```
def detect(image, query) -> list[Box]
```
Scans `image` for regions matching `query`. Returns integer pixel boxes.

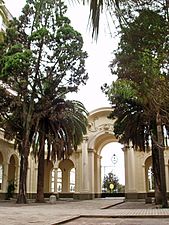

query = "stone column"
[54,167,58,193]
[15,164,20,193]
[81,136,89,192]
[74,151,80,192]
[27,158,37,198]
[127,142,136,192]
[164,152,169,192]
[124,143,137,199]
[2,162,8,192]
[88,149,94,193]
[123,145,128,192]
[165,164,169,192]
[95,154,102,194]
[142,164,146,192]
[27,164,31,193]
[27,156,32,194]
[27,156,37,194]
[62,168,69,193]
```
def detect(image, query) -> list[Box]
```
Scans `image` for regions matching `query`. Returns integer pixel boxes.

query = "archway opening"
[145,156,154,192]
[59,159,75,193]
[8,155,16,183]
[70,168,75,192]
[57,168,62,192]
[100,142,125,194]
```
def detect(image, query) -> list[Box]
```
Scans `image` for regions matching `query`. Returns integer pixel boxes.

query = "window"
[51,169,55,193]
[148,166,154,191]
[70,168,75,192]
[57,168,62,192]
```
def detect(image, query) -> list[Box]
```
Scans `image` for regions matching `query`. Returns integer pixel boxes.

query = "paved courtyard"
[0,197,169,225]
[63,217,169,225]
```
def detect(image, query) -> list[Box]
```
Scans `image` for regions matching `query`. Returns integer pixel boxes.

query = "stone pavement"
[0,197,169,225]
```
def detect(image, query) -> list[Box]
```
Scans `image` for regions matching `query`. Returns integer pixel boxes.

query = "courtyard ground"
[0,197,169,225]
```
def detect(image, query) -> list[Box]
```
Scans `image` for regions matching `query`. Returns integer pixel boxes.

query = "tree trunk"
[156,112,168,208]
[36,133,45,203]
[16,100,34,204]
[16,141,29,204]
[152,142,162,204]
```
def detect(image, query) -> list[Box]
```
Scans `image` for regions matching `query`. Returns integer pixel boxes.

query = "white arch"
[87,107,117,151]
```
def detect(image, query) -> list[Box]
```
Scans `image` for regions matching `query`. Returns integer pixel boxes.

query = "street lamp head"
[111,153,118,165]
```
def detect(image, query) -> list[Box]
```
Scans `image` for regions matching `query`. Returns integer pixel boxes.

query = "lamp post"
[111,153,118,167]
[111,153,118,193]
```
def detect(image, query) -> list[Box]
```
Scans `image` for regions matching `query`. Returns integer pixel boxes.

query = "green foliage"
[0,0,88,94]
[85,0,169,208]
[82,0,169,39]
[0,0,89,203]
[31,99,88,161]
[102,172,124,193]
[104,8,169,149]
[6,180,17,200]
[0,0,88,151]
[102,4,169,207]
[107,79,138,102]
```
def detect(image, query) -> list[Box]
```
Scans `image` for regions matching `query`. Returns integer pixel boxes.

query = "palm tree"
[105,79,168,206]
[0,0,9,27]
[0,0,9,42]
[0,0,88,204]
[82,0,169,39]
[32,99,88,203]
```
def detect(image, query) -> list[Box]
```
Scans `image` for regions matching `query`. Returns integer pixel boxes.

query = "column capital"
[83,135,89,142]
[88,148,94,153]
[122,144,129,152]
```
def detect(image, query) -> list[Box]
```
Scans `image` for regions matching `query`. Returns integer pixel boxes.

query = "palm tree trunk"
[36,133,45,203]
[156,112,168,208]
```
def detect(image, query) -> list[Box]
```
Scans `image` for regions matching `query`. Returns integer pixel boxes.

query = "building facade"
[0,107,169,200]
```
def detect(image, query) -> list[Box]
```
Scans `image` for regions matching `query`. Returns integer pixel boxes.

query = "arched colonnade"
[0,108,169,200]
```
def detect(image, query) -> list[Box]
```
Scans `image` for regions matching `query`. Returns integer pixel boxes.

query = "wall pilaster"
[2,162,8,192]
[81,136,89,192]
[95,154,101,193]
[88,149,94,193]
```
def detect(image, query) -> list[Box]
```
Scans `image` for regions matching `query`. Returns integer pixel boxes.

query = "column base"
[95,193,102,198]
[73,192,95,200]
[125,192,146,201]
